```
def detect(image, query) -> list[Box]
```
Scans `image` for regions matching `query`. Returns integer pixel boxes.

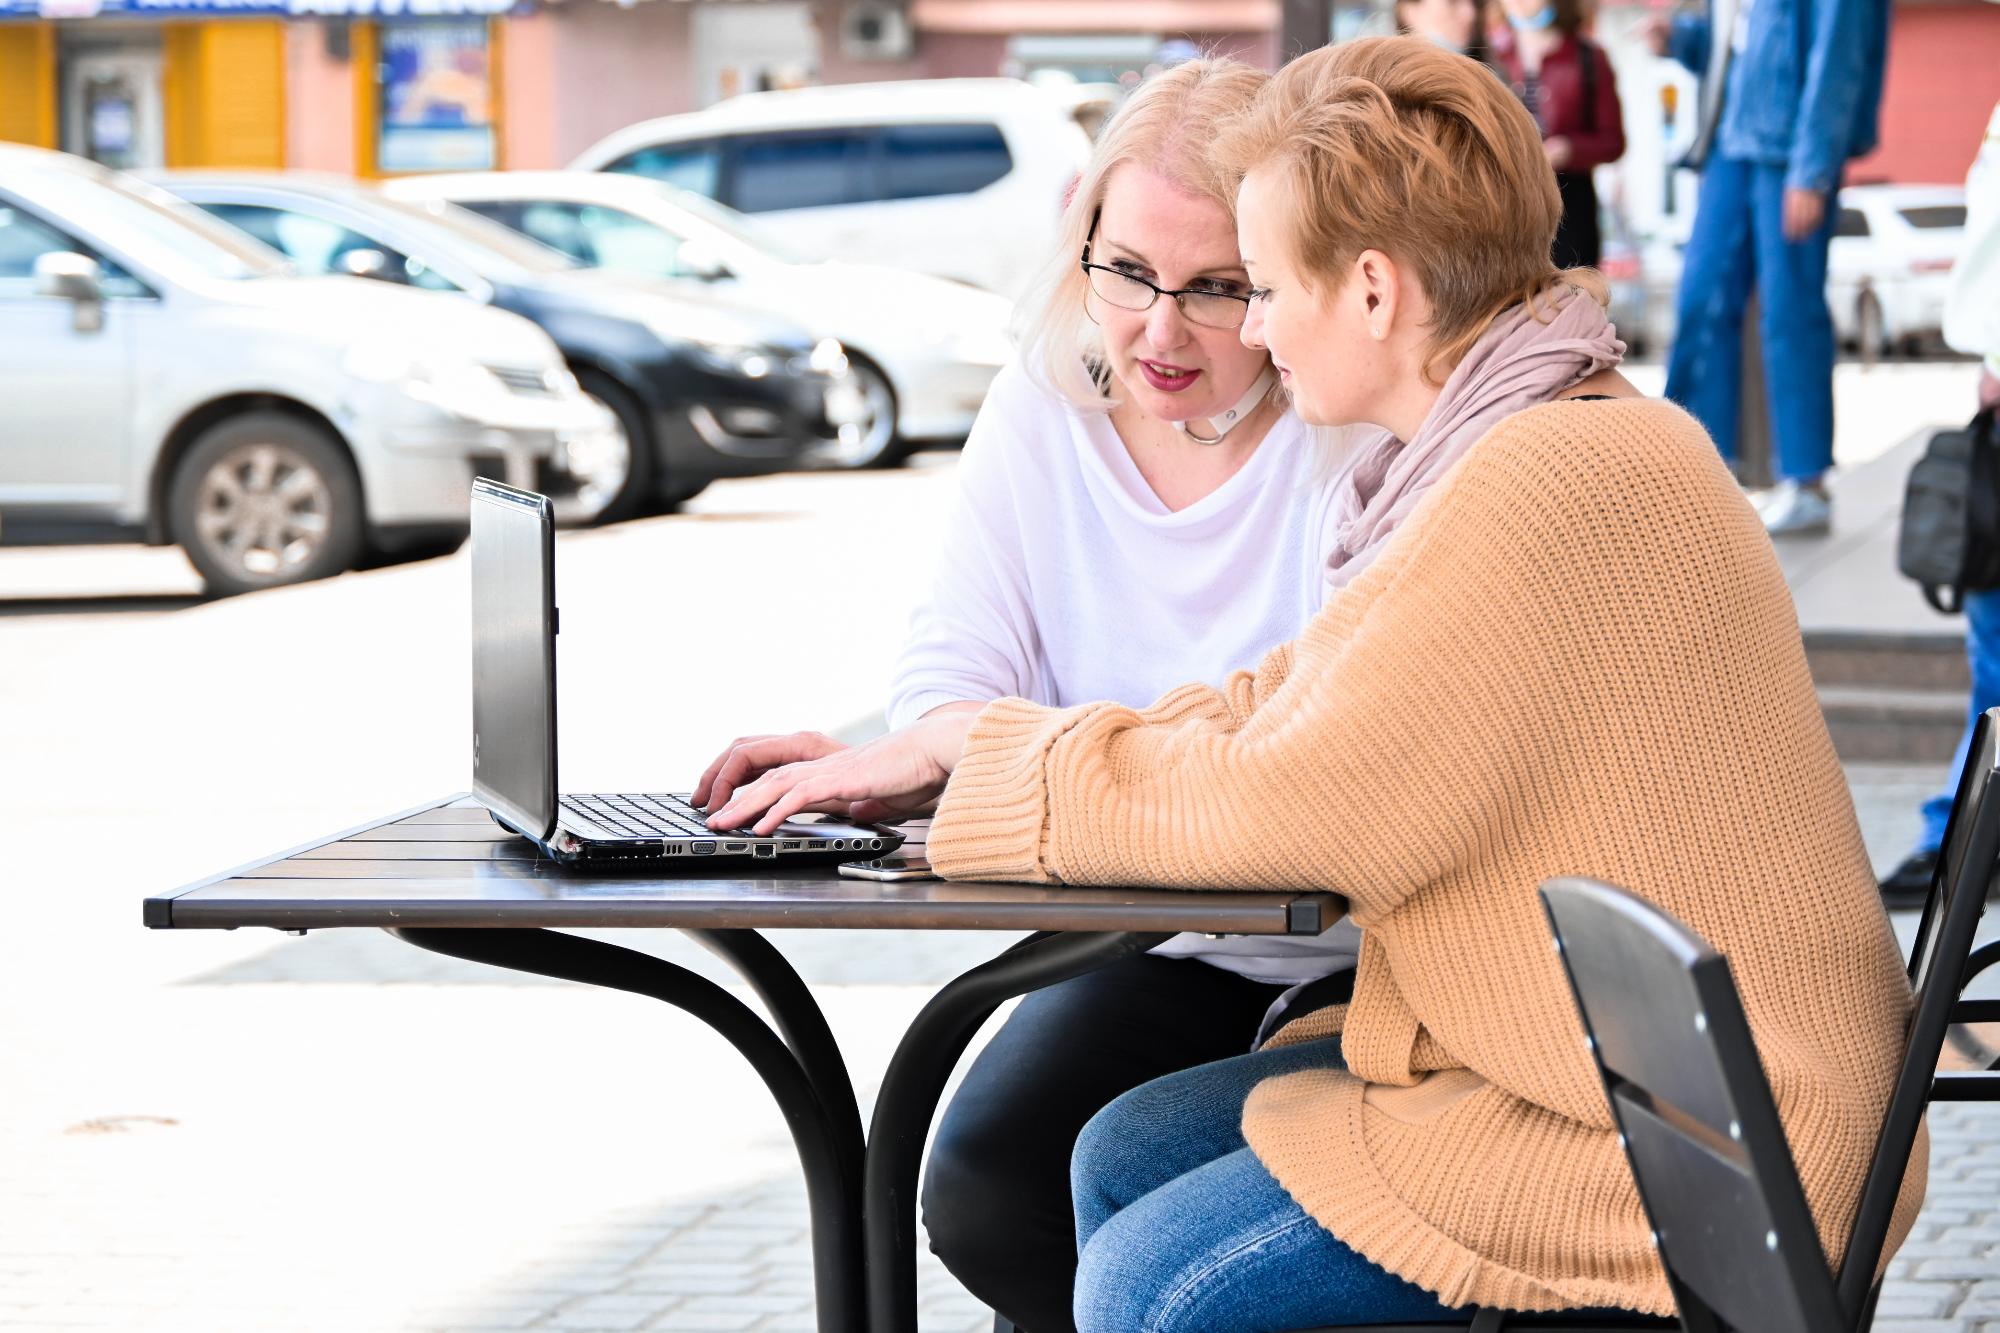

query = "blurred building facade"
[0,0,1990,180]
[0,0,1279,173]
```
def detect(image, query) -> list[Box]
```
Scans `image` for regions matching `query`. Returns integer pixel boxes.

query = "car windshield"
[663,189,809,264]
[367,193,578,275]
[32,164,287,282]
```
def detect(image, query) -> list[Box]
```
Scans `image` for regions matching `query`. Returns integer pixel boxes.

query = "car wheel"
[167,412,364,596]
[1855,289,1888,365]
[569,370,655,523]
[813,358,905,470]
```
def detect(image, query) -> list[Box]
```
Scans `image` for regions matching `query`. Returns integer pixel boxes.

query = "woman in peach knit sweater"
[709,37,1925,1330]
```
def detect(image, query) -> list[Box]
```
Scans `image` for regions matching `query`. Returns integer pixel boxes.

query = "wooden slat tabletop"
[145,795,1345,935]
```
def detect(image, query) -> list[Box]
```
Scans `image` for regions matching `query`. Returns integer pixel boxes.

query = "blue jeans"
[1919,587,2000,851]
[1664,155,1838,483]
[1070,1039,1462,1332]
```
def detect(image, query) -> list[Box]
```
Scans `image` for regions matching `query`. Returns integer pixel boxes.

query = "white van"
[569,79,1093,298]
[0,147,613,595]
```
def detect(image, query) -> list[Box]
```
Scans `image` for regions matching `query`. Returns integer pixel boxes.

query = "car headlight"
[344,343,508,411]
[685,340,776,379]
[808,337,848,376]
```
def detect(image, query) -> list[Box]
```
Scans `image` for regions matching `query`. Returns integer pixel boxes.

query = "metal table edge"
[156,891,1344,934]
[142,793,469,929]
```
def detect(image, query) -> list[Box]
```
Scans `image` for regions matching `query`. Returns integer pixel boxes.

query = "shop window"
[377,19,496,174]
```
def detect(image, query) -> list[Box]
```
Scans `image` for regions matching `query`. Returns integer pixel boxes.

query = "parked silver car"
[0,146,613,594]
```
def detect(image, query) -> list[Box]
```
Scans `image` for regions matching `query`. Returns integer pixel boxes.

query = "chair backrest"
[1540,878,1847,1333]
[1835,706,2000,1313]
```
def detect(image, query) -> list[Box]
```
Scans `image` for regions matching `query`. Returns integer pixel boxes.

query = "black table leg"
[386,926,867,1333]
[686,928,866,1167]
[863,931,1174,1333]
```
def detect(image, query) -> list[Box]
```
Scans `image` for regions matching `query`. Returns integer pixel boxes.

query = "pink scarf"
[1324,286,1624,589]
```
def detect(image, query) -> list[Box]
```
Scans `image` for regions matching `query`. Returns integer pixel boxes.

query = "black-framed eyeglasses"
[1080,237,1253,331]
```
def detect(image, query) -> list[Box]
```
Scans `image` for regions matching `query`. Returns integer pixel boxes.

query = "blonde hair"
[1014,57,1271,411]
[1214,36,1604,382]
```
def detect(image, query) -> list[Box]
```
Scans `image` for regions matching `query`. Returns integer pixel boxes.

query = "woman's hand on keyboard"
[706,711,977,836]
[693,730,849,814]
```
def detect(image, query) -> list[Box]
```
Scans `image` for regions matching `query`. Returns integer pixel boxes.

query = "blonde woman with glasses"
[710,37,1925,1331]
[694,58,1367,1331]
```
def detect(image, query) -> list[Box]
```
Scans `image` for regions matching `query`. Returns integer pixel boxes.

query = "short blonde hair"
[1216,37,1599,381]
[1014,57,1271,410]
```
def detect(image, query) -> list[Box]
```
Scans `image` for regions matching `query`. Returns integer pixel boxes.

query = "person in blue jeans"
[1650,0,1888,535]
[1880,99,2000,907]
[1071,1040,1460,1332]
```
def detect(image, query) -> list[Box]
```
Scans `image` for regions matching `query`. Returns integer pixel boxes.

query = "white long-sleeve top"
[1945,100,2000,375]
[889,361,1363,984]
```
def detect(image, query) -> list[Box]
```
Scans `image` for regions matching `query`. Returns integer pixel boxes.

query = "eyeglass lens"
[1086,266,1247,330]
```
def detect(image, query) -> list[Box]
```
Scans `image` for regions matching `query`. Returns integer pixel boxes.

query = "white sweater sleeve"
[887,366,1052,729]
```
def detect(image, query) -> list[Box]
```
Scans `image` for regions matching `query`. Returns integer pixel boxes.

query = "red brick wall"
[1848,2,2000,186]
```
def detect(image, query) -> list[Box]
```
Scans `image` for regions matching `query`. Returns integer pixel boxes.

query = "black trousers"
[919,952,1292,1333]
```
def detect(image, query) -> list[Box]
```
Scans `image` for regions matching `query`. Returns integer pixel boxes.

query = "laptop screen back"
[470,479,558,842]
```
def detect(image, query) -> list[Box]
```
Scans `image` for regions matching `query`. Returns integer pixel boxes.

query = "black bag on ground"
[1898,409,2000,614]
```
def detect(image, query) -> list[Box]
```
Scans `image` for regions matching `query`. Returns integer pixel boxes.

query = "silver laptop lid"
[470,478,558,843]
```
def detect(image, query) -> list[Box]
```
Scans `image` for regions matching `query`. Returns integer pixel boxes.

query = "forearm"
[1786,0,1869,191]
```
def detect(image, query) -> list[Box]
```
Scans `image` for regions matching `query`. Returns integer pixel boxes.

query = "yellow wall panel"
[0,24,56,149]
[164,20,284,168]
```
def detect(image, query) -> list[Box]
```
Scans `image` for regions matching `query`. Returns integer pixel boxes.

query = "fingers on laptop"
[695,731,845,809]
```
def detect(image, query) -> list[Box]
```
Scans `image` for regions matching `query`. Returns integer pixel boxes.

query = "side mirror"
[677,240,730,281]
[335,248,399,282]
[34,251,105,332]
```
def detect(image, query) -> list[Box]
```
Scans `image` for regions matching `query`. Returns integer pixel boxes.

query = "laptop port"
[782,840,806,851]
[724,841,749,853]
[832,839,849,851]
[753,843,775,859]
[868,839,885,851]
[691,841,716,855]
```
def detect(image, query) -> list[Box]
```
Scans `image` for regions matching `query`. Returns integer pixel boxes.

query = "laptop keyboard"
[561,793,750,841]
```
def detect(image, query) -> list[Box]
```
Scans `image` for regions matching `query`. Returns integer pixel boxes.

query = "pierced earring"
[1370,325,1384,340]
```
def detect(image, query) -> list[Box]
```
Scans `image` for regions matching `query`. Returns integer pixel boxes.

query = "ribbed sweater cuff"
[929,697,1091,883]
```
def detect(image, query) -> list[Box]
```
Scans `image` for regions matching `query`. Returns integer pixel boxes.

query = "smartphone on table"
[837,853,935,882]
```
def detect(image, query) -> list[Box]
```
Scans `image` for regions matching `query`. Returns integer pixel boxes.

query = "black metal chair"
[1542,698,2000,1332]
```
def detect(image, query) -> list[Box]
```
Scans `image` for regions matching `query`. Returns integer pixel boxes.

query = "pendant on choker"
[1173,369,1276,446]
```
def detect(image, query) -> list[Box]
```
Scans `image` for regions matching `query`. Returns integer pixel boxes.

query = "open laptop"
[470,477,903,865]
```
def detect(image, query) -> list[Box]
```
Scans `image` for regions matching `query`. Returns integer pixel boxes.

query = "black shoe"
[1879,849,1940,911]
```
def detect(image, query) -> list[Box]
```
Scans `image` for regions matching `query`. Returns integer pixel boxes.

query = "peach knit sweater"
[927,398,1927,1315]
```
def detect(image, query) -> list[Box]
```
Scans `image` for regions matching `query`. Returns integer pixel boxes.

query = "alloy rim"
[563,393,635,521]
[813,364,897,468]
[194,441,334,584]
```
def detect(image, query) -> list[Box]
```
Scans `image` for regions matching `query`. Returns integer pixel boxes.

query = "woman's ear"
[1355,250,1399,342]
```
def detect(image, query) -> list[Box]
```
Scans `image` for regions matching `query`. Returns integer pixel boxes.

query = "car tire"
[571,369,655,524]
[1855,289,1888,365]
[167,412,364,597]
[816,357,907,470]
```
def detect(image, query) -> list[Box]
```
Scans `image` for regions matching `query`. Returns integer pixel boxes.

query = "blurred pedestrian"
[1490,0,1624,269]
[1396,0,1490,63]
[1650,0,1889,535]
[1879,98,2000,908]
